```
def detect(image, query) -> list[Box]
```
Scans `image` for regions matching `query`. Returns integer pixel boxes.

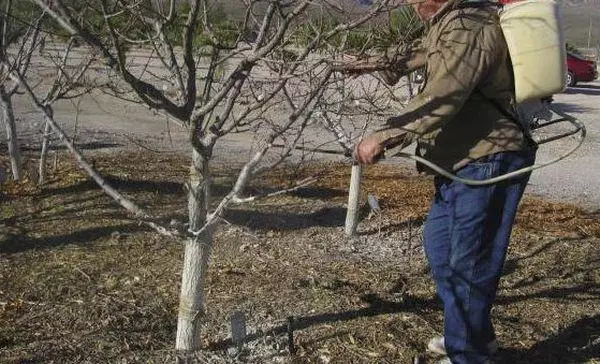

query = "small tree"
[27,0,395,355]
[319,5,425,235]
[0,0,45,180]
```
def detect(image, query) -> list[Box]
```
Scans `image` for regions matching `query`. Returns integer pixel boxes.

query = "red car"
[566,52,598,87]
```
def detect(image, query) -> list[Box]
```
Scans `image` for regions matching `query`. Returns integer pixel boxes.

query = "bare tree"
[0,0,45,180]
[1,3,178,236]
[25,0,396,354]
[320,5,425,235]
[36,38,95,185]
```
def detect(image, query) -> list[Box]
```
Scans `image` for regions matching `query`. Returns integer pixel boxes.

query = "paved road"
[6,78,600,211]
[528,81,600,210]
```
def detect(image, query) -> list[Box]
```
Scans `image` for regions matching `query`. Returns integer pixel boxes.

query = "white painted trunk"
[345,162,362,236]
[38,119,51,186]
[176,149,212,352]
[176,231,212,351]
[0,92,22,180]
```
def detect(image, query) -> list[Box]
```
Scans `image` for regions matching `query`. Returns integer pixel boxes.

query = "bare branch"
[5,60,179,238]
[232,174,319,204]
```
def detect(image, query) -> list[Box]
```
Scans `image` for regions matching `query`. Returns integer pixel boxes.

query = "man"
[349,0,537,363]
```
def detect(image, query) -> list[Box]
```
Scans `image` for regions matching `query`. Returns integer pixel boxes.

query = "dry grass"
[1,152,599,363]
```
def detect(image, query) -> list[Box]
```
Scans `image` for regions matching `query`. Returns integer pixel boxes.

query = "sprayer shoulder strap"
[476,89,515,120]
[454,0,500,9]
[476,89,537,146]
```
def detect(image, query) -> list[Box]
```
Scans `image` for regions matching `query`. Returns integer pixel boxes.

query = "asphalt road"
[527,81,600,211]
[6,78,600,211]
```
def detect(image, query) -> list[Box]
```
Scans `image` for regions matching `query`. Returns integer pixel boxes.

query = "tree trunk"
[345,162,362,236]
[38,118,51,186]
[0,90,22,181]
[176,148,213,352]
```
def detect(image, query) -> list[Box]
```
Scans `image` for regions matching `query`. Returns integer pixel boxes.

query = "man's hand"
[354,128,410,164]
[353,135,384,164]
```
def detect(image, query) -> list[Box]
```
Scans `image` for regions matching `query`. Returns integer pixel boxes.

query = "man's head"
[412,0,449,20]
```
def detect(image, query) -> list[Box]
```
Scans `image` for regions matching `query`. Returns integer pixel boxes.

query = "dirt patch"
[1,152,599,363]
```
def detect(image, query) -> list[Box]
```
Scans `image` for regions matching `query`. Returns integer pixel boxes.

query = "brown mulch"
[0,152,598,364]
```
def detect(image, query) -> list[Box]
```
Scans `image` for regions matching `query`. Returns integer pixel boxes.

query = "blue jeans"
[423,151,535,364]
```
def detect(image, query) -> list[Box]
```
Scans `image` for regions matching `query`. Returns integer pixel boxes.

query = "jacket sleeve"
[378,39,427,85]
[336,39,426,83]
[374,15,494,148]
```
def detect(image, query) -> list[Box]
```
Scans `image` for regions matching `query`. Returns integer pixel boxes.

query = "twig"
[232,175,319,204]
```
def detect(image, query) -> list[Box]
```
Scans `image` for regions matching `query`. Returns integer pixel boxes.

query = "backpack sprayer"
[292,0,586,185]
[367,0,587,186]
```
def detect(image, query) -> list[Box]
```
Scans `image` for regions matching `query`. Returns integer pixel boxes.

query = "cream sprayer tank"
[499,0,567,103]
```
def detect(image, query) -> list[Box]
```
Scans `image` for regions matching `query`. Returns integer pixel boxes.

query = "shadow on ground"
[207,294,435,351]
[224,207,348,230]
[551,102,595,114]
[42,177,345,201]
[42,176,184,196]
[564,84,600,96]
[0,142,124,155]
[207,293,600,363]
[20,141,124,152]
[500,315,600,363]
[0,223,145,254]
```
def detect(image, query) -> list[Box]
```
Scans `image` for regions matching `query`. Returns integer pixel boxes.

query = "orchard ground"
[1,63,599,362]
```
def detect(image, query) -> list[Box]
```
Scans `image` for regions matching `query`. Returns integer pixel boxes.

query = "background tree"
[0,0,45,181]
[317,5,424,235]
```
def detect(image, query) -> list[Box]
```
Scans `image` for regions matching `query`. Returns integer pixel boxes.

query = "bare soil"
[0,151,599,364]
